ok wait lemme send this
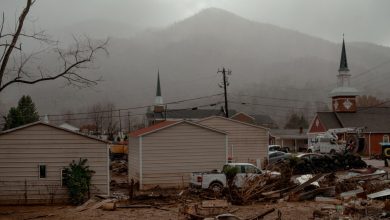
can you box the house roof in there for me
[230,112,276,127]
[337,107,390,133]
[317,112,342,129]
[231,112,255,121]
[314,107,390,133]
[59,122,79,131]
[251,114,277,127]
[129,120,228,137]
[0,121,109,144]
[270,129,308,139]
[130,121,176,137]
[147,108,237,120]
[198,116,269,131]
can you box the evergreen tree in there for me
[3,95,39,130]
[284,113,308,129]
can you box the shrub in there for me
[63,158,95,205]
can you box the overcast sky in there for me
[2,0,390,46]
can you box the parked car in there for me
[268,145,289,153]
[268,151,291,164]
[296,153,325,160]
[268,145,282,152]
[190,163,280,194]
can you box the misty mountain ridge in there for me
[1,7,390,126]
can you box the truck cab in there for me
[308,135,342,154]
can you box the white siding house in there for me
[0,122,109,204]
[129,120,227,190]
[198,116,269,168]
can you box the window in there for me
[39,165,46,178]
[245,165,259,174]
[61,169,68,186]
[384,135,390,143]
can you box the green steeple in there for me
[156,69,161,97]
[339,36,349,72]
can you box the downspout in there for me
[225,135,228,163]
[106,144,110,196]
[139,136,143,190]
[295,139,297,153]
[231,144,234,161]
[369,132,372,158]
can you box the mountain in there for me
[1,8,390,126]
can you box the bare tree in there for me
[89,103,104,135]
[0,0,108,93]
[103,103,118,141]
[357,95,384,107]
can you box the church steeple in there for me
[154,69,164,113]
[156,69,162,97]
[339,36,349,72]
[329,36,358,113]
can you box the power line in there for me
[230,101,322,111]
[44,93,223,117]
[229,93,328,104]
[352,59,390,80]
[0,93,224,125]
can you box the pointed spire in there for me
[339,35,349,72]
[155,69,163,106]
[156,69,162,97]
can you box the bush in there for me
[63,158,95,205]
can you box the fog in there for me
[2,0,390,46]
[1,1,390,128]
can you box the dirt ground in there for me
[1,158,386,220]
[0,200,339,220]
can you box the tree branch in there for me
[0,0,32,87]
[0,0,109,93]
[0,38,108,92]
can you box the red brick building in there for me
[308,38,390,156]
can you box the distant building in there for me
[270,128,308,152]
[308,37,390,156]
[231,112,278,128]
[59,122,80,132]
[146,71,276,127]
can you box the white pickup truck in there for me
[190,163,280,193]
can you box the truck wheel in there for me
[209,182,223,195]
[330,149,336,154]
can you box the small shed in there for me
[198,116,269,167]
[0,122,109,204]
[128,120,227,190]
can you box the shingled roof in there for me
[148,109,237,120]
[315,107,390,133]
[317,112,342,129]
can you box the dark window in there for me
[39,165,46,178]
[61,169,68,186]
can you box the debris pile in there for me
[110,160,128,175]
[270,152,367,175]
[187,156,390,219]
[229,169,293,205]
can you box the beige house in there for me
[129,120,227,190]
[198,116,269,167]
[0,122,109,204]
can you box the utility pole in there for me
[118,110,122,132]
[218,67,231,118]
[127,111,131,132]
